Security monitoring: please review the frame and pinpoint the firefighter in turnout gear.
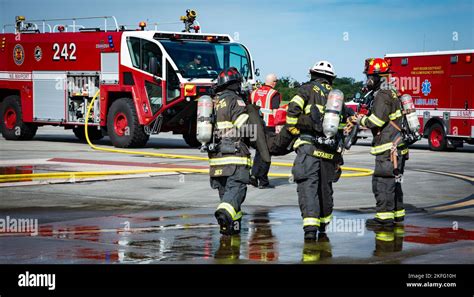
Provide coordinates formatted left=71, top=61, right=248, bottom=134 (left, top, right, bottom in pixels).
left=286, top=60, right=351, bottom=241
left=249, top=73, right=281, bottom=189
left=354, top=58, right=408, bottom=228
left=209, top=67, right=251, bottom=236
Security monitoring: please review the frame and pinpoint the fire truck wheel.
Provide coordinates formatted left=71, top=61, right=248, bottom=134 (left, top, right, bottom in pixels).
left=182, top=122, right=200, bottom=148
left=183, top=131, right=200, bottom=148
left=73, top=126, right=104, bottom=141
left=107, top=98, right=149, bottom=148
left=0, top=95, right=37, bottom=140
left=428, top=123, right=447, bottom=151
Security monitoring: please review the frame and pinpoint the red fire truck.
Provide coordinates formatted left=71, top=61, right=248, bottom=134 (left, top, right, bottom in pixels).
left=385, top=50, right=473, bottom=150
left=0, top=16, right=257, bottom=147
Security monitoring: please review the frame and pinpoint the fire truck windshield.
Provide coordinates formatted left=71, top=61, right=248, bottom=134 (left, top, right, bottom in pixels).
left=159, top=40, right=251, bottom=80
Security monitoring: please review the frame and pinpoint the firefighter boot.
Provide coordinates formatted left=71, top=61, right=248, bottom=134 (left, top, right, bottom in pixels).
left=394, top=216, right=404, bottom=224
left=394, top=210, right=405, bottom=224
left=365, top=218, right=394, bottom=228
left=304, top=230, right=318, bottom=241
left=249, top=175, right=258, bottom=188
left=231, top=218, right=242, bottom=235
left=319, top=223, right=328, bottom=233
left=215, top=209, right=241, bottom=235
left=215, top=209, right=233, bottom=235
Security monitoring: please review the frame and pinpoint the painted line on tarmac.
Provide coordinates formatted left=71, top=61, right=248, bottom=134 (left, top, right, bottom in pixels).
left=431, top=199, right=474, bottom=212
left=413, top=169, right=474, bottom=183
left=412, top=169, right=474, bottom=212
left=430, top=202, right=474, bottom=213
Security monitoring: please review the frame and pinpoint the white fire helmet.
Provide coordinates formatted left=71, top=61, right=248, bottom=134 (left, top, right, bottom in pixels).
left=310, top=60, right=337, bottom=78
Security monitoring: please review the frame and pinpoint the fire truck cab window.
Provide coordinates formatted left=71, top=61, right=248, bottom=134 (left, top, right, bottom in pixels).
left=127, top=37, right=163, bottom=75
left=166, top=60, right=181, bottom=102
left=159, top=40, right=251, bottom=80
left=142, top=41, right=162, bottom=74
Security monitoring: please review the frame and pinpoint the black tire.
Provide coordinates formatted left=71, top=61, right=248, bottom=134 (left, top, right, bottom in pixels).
left=0, top=95, right=37, bottom=140
left=73, top=126, right=104, bottom=141
left=107, top=98, right=149, bottom=148
left=183, top=131, right=201, bottom=148
left=427, top=123, right=447, bottom=151
left=182, top=119, right=201, bottom=148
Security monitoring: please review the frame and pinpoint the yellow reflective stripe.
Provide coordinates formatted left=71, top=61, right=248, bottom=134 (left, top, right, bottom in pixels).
left=316, top=104, right=325, bottom=113
left=368, top=114, right=385, bottom=127
left=394, top=209, right=405, bottom=218
left=338, top=123, right=346, bottom=130
left=375, top=212, right=395, bottom=220
left=217, top=202, right=241, bottom=220
left=361, top=116, right=368, bottom=127
left=313, top=150, right=334, bottom=160
left=400, top=148, right=409, bottom=155
left=286, top=116, right=298, bottom=125
left=303, top=217, right=320, bottom=227
left=389, top=109, right=402, bottom=120
left=303, top=253, right=320, bottom=262
left=233, top=114, right=249, bottom=128
left=304, top=104, right=312, bottom=114
left=370, top=142, right=393, bottom=155
left=376, top=232, right=395, bottom=242
left=216, top=121, right=234, bottom=129
left=293, top=138, right=311, bottom=149
left=290, top=95, right=305, bottom=109
left=320, top=214, right=333, bottom=224
left=229, top=236, right=241, bottom=252
left=235, top=211, right=243, bottom=220
left=209, top=156, right=251, bottom=166
left=394, top=227, right=405, bottom=236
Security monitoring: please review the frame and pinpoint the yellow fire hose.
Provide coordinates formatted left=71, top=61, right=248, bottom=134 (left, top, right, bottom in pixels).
left=0, top=91, right=372, bottom=182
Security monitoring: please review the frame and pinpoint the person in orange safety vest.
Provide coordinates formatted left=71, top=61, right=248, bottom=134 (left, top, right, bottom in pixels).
left=249, top=74, right=281, bottom=189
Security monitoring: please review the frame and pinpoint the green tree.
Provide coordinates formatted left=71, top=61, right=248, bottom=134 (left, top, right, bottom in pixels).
left=332, top=77, right=364, bottom=101
left=274, top=76, right=300, bottom=104
left=272, top=76, right=363, bottom=104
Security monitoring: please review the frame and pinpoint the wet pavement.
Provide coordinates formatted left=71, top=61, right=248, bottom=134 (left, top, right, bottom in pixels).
left=1, top=127, right=473, bottom=264
left=1, top=206, right=473, bottom=264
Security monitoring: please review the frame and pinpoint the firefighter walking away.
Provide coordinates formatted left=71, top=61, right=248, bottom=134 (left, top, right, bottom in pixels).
left=199, top=67, right=251, bottom=236
left=351, top=58, right=409, bottom=228
left=286, top=60, right=353, bottom=241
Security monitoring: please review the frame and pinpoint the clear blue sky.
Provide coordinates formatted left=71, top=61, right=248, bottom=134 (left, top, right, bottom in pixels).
left=1, top=0, right=473, bottom=82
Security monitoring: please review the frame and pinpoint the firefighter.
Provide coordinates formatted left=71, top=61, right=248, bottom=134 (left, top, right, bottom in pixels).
left=209, top=67, right=251, bottom=236
left=186, top=54, right=203, bottom=71
left=286, top=60, right=349, bottom=241
left=352, top=58, right=408, bottom=228
left=249, top=73, right=281, bottom=189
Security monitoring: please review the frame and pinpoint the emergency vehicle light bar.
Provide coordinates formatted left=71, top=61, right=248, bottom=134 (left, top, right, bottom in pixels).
left=153, top=32, right=230, bottom=42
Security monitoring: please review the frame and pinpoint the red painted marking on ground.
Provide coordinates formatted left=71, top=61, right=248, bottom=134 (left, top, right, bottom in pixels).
left=47, top=158, right=208, bottom=169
